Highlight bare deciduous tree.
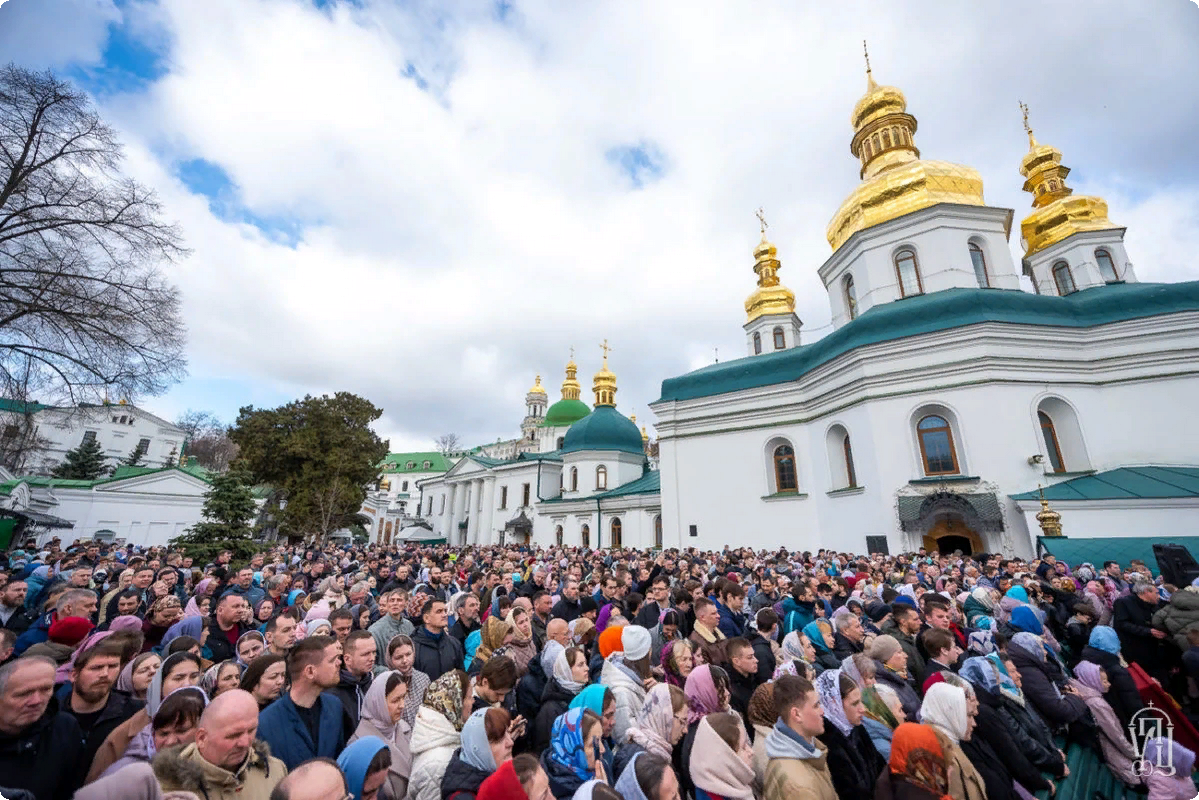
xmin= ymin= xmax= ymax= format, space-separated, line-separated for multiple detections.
xmin=175 ymin=408 xmax=238 ymax=472
xmin=434 ymin=432 xmax=460 ymax=456
xmin=0 ymin=65 xmax=187 ymax=406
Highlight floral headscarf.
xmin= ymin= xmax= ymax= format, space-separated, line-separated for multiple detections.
xmin=569 ymin=617 xmax=595 ymax=647
xmin=547 ymin=708 xmax=596 ymax=782
xmin=1010 ymin=632 xmax=1047 ymax=662
xmin=967 ymin=630 xmax=996 ymax=656
xmin=863 ymin=683 xmax=899 ymax=730
xmin=816 ymin=668 xmax=855 ymax=736
xmin=625 ymin=683 xmax=675 ymax=760
xmin=201 ymin=661 xmax=238 ymax=697
xmin=889 ymin=723 xmax=952 ymax=800
xmin=422 ymin=671 xmax=468 ymax=731
xmin=781 ymin=632 xmax=806 ymax=662
xmin=475 ymin=616 xmax=513 ymax=664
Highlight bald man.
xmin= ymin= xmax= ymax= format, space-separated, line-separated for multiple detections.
xmin=546 ymin=618 xmax=570 ymax=647
xmin=153 ymin=689 xmax=286 ymax=799
xmin=268 ymin=758 xmax=347 ymax=800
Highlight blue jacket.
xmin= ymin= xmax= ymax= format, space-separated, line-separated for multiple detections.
xmin=780 ymin=596 xmax=816 ymax=636
xmin=256 ymin=691 xmax=344 ymax=770
xmin=13 ymin=611 xmax=55 ymax=656
xmin=714 ymin=599 xmax=744 ymax=639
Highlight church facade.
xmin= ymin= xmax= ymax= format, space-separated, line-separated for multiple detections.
xmin=650 ymin=65 xmax=1199 ymax=558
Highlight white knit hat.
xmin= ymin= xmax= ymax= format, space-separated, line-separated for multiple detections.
xmin=621 ymin=625 xmax=652 ymax=661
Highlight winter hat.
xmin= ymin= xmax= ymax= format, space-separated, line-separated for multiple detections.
xmin=48 ymin=616 xmax=94 ymax=646
xmin=866 ymin=602 xmax=892 ymax=623
xmin=579 ymin=596 xmax=598 ymax=615
xmin=598 ymin=625 xmax=625 ymax=658
xmin=477 ymin=759 xmax=526 ymax=800
xmin=621 ymin=625 xmax=652 ymax=661
xmin=867 ymin=634 xmax=902 ymax=663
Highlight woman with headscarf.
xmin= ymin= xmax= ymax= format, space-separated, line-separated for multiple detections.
xmin=802 ymin=620 xmax=840 ymax=671
xmin=85 ymin=652 xmax=204 ymax=782
xmin=661 ymin=639 xmax=695 ymax=688
xmin=1070 ymin=661 xmax=1141 ymax=788
xmin=746 ymin=682 xmax=777 ymax=793
xmin=861 ymin=682 xmax=904 ymax=761
xmin=689 ymin=711 xmax=755 ymax=800
xmin=601 ymin=626 xmax=652 ymax=746
xmin=1078 ymin=624 xmax=1144 ymax=729
xmin=1007 ymin=631 xmax=1089 ymax=732
xmin=200 ymin=660 xmax=241 ymax=699
xmin=619 ymin=682 xmax=689 ymax=783
xmin=937 ymin=673 xmax=1026 ymax=800
xmin=337 ymin=736 xmax=393 ymax=800
xmin=140 ymin=596 xmax=183 ymax=652
xmin=957 ymin=656 xmax=1058 ymax=796
xmin=868 ymin=634 xmax=921 ymax=722
xmin=442 ymin=708 xmax=516 ymax=800
xmin=116 ymin=652 xmax=160 ymax=702
xmin=98 ymin=686 xmax=208 ymax=779
xmin=962 ymin=587 xmax=996 ymax=630
xmin=160 ymin=615 xmax=205 ymax=654
xmin=542 ymin=707 xmax=608 ymax=799
xmin=409 ymin=670 xmax=471 ymax=800
xmin=470 ymin=616 xmax=515 ymax=677
xmin=814 ymin=668 xmax=886 ymax=800
xmin=1143 ymin=737 xmax=1199 ymax=800
xmin=504 ymin=607 xmax=538 ymax=678
xmin=919 ymin=682 xmax=986 ymax=800
xmin=875 ymin=723 xmax=955 ymax=800
xmin=350 ymin=671 xmax=414 ymax=800
xmin=234 ymin=631 xmax=266 ymax=667
xmin=387 ymin=634 xmax=431 ymax=729
xmin=534 ymin=646 xmax=589 ymax=753
xmin=678 ymin=665 xmax=731 ymax=800
xmin=649 ymin=609 xmax=683 ymax=668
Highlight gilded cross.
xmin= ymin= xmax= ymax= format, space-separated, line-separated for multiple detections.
xmin=863 ymin=40 xmax=871 ymax=74
xmin=569 ymin=346 xmax=574 ymax=360
xmin=599 ymin=339 xmax=612 ymax=363
xmin=1019 ymin=101 xmax=1031 ymax=134
xmin=755 ymin=207 xmax=768 ymax=235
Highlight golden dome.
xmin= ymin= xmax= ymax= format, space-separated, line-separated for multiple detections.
xmin=745 ymin=214 xmax=796 ymax=323
xmin=593 ymin=340 xmax=617 ymax=408
xmin=1036 ymin=485 xmax=1063 ymax=537
xmin=827 ymin=51 xmax=986 ymax=252
xmin=561 ymin=356 xmax=582 ymax=401
xmin=641 ymin=426 xmax=649 ymax=443
xmin=1017 ymin=103 xmax=1119 ymax=258
xmin=527 ymin=375 xmax=547 ymax=397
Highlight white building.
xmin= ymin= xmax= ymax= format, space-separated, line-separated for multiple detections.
xmin=0 ymin=399 xmax=186 ymax=475
xmin=361 ymin=451 xmax=457 ymax=545
xmin=419 ymin=354 xmax=661 ymax=548
xmin=650 ymin=66 xmax=1199 ymax=558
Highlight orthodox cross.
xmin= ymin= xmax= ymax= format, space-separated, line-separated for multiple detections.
xmin=755 ymin=207 xmax=768 ymax=236
xmin=599 ymin=339 xmax=612 ymax=363
xmin=863 ymin=40 xmax=871 ymax=75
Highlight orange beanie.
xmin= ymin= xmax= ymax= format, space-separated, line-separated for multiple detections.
xmin=599 ymin=624 xmax=626 ymax=658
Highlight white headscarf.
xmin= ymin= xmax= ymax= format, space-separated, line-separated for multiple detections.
xmin=541 ymin=640 xmax=565 ymax=679
xmin=920 ymin=682 xmax=969 ymax=742
xmin=553 ymin=648 xmax=586 ymax=695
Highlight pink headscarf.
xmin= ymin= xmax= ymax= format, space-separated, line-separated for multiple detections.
xmin=55 ymin=630 xmax=115 ymax=683
xmin=107 ymin=615 xmax=145 ymax=633
xmin=684 ymin=664 xmax=722 ymax=725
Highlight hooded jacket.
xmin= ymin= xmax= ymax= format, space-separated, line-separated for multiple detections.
xmin=408 ymin=705 xmax=464 ymax=800
xmin=0 ymin=696 xmax=86 ymax=800
xmin=1153 ymin=586 xmax=1199 ymax=651
xmin=332 ymin=669 xmax=374 ymax=729
xmin=412 ymin=625 xmax=466 ymax=682
xmin=780 ymin=597 xmax=816 ymax=637
xmin=761 ymin=722 xmax=837 ymax=800
xmin=600 ymin=655 xmax=646 ymax=746
xmin=152 ymin=739 xmax=285 ymax=800
xmin=440 ymin=749 xmax=491 ymax=800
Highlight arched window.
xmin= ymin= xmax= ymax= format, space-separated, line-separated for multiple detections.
xmin=555 ymin=525 xmax=563 ymax=546
xmin=882 ymin=129 xmax=892 ymax=148
xmin=773 ymin=444 xmax=798 ymax=493
xmin=843 ymin=274 xmax=858 ymax=320
xmin=610 ymin=518 xmax=622 ymax=549
xmin=917 ymin=415 xmax=959 ymax=475
xmin=753 ymin=332 xmax=762 ymax=355
xmin=825 ymin=425 xmax=858 ymax=490
xmin=1038 ymin=411 xmax=1066 ymax=473
xmin=557 ymin=436 xmax=565 ymax=449
xmin=654 ymin=516 xmax=662 ymax=549
xmin=1052 ymin=261 xmax=1076 ymax=295
xmin=968 ymin=242 xmax=989 ymax=288
xmin=581 ymin=524 xmax=590 ymax=548
xmin=1095 ymin=249 xmax=1118 ymax=283
xmin=894 ymin=248 xmax=923 ymax=297
xmin=570 ymin=467 xmax=578 ymax=491
xmin=596 ymin=465 xmax=608 ymax=490
xmin=773 ymin=327 xmax=785 ymax=350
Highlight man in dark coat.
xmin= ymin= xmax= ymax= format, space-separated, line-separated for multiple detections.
xmin=725 ymin=637 xmax=761 ymax=734
xmin=205 ymin=594 xmax=251 ymax=664
xmin=1114 ymin=581 xmax=1172 ymax=684
xmin=551 ymin=579 xmax=583 ymax=623
xmin=832 ymin=613 xmax=867 ymax=661
xmin=0 ymin=657 xmax=87 ymax=800
xmin=58 ymin=642 xmax=143 ymax=781
xmin=411 ymin=597 xmax=464 ymax=681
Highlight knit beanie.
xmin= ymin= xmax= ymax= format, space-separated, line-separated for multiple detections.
xmin=48 ymin=616 xmax=95 ymax=646
xmin=599 ymin=625 xmax=625 ymax=658
xmin=865 ymin=602 xmax=892 ymax=623
xmin=621 ymin=625 xmax=652 ymax=661
xmin=579 ymin=596 xmax=598 ymax=615
xmin=867 ymin=634 xmax=903 ymax=663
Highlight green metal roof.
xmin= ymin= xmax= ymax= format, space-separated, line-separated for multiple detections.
xmin=0 ymin=398 xmax=52 ymax=414
xmin=379 ymin=452 xmax=453 ymax=474
xmin=0 ymin=464 xmax=215 ymax=493
xmin=1038 ymin=536 xmax=1199 ymax=577
xmin=657 ymin=281 xmax=1199 ymax=403
xmin=1011 ymin=466 xmax=1199 ymax=501
xmin=540 ymin=468 xmax=660 ymax=504
xmin=560 ymin=406 xmax=645 ymax=455
xmin=542 ymin=398 xmax=592 ymax=428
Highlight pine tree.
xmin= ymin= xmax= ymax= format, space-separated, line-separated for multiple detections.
xmin=169 ymin=467 xmax=259 ymax=562
xmin=51 ymin=437 xmax=108 ymax=480
xmin=123 ymin=440 xmax=148 ymax=467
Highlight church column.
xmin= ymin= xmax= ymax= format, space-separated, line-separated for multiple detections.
xmin=482 ymin=478 xmax=497 ymax=546
xmin=446 ymin=483 xmax=459 ymax=543
xmin=456 ymin=481 xmax=469 ymax=546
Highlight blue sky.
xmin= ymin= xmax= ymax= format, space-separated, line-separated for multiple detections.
xmin=2 ymin=0 xmax=1197 ymax=449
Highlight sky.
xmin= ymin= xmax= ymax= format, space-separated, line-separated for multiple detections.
xmin=3 ymin=0 xmax=1198 ymax=452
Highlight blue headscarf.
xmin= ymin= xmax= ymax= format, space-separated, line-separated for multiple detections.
xmin=802 ymin=621 xmax=832 ymax=655
xmin=337 ymin=736 xmax=387 ymax=800
xmin=161 ymin=615 xmax=204 ymax=648
xmin=570 ymin=683 xmax=609 ymax=716
xmin=1009 ymin=606 xmax=1043 ymax=635
xmin=459 ymin=709 xmax=498 ymax=772
xmin=463 ymin=628 xmax=482 ymax=671
xmin=968 ymin=653 xmax=1025 ymax=707
xmin=1010 ymin=632 xmax=1047 ymax=662
xmin=1005 ymin=586 xmax=1029 ymax=604
xmin=1088 ymin=625 xmax=1120 ymax=654
xmin=547 ymin=708 xmax=595 ymax=782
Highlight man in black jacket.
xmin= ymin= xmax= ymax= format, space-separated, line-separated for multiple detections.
xmin=0 ymin=580 xmax=35 ymax=635
xmin=745 ymin=608 xmax=778 ymax=683
xmin=61 ymin=641 xmax=143 ymax=778
xmin=725 ymin=637 xmax=761 ymax=734
xmin=831 ymin=612 xmax=866 ymax=660
xmin=0 ymin=657 xmax=87 ymax=800
xmin=1114 ymin=581 xmax=1171 ymax=683
xmin=550 ymin=579 xmax=583 ymax=623
xmin=332 ymin=631 xmax=377 ymax=728
xmin=206 ymin=593 xmax=251 ymax=664
xmin=449 ymin=592 xmax=481 ymax=647
xmin=411 ymin=597 xmax=464 ymax=681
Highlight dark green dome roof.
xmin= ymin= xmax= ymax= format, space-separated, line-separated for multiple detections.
xmin=560 ymin=406 xmax=644 ymax=455
xmin=542 ymin=398 xmax=592 ymax=428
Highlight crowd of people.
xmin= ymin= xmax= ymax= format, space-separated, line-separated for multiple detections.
xmin=1 ymin=537 xmax=1198 ymax=800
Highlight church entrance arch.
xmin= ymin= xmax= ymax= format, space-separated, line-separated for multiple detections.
xmin=922 ymin=516 xmax=983 ymax=555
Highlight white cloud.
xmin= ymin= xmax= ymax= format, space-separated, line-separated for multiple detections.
xmin=9 ymin=0 xmax=1199 ymax=448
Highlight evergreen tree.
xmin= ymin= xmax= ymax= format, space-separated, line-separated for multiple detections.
xmin=169 ymin=467 xmax=259 ymax=562
xmin=51 ymin=437 xmax=108 ymax=480
xmin=123 ymin=439 xmax=148 ymax=467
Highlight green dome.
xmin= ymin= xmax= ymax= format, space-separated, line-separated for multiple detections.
xmin=542 ymin=398 xmax=592 ymax=428
xmin=560 ymin=406 xmax=644 ymax=455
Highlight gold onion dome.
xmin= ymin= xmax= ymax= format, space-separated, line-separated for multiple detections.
xmin=1017 ymin=102 xmax=1119 ymax=258
xmin=827 ymin=44 xmax=986 ymax=252
xmin=527 ymin=375 xmax=546 ymax=396
xmin=745 ymin=211 xmax=796 ymax=323
xmin=593 ymin=340 xmax=617 ymax=408
xmin=1036 ymin=485 xmax=1063 ymax=537
xmin=560 ymin=357 xmax=582 ymax=401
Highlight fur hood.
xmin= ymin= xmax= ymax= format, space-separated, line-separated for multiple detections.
xmin=153 ymin=740 xmax=278 ymax=790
